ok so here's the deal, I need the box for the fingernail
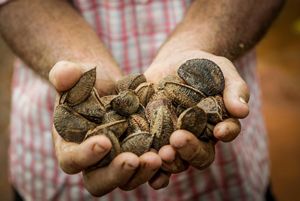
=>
[93,144,106,154]
[124,161,139,170]
[239,97,247,104]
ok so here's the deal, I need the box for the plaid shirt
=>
[7,0,269,200]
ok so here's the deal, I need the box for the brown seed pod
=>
[134,82,155,106]
[53,104,97,143]
[201,124,217,143]
[63,67,96,106]
[149,104,177,150]
[177,59,225,96]
[214,95,229,119]
[102,111,125,124]
[197,97,223,124]
[175,104,186,117]
[71,89,105,124]
[145,99,176,123]
[98,94,117,111]
[111,90,140,116]
[162,81,206,108]
[127,114,150,133]
[157,74,185,90]
[121,132,153,156]
[116,73,146,92]
[148,90,169,103]
[177,106,207,139]
[85,120,128,139]
[86,129,121,168]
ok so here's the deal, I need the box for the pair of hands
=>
[49,50,250,197]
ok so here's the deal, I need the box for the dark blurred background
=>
[0,1,299,200]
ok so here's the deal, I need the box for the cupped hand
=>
[144,50,250,171]
[49,61,165,196]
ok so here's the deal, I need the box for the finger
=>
[159,145,188,173]
[49,60,83,92]
[120,152,162,191]
[83,153,139,197]
[148,170,171,190]
[52,127,112,174]
[214,118,241,142]
[213,57,250,119]
[170,130,215,170]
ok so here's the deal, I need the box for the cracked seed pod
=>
[149,103,177,150]
[99,94,117,111]
[72,88,105,124]
[111,90,140,116]
[157,74,185,90]
[197,97,223,124]
[134,82,155,106]
[102,111,125,124]
[127,114,150,133]
[177,106,207,139]
[54,104,97,143]
[86,129,121,168]
[162,81,206,108]
[121,132,153,156]
[85,120,128,139]
[201,124,217,143]
[116,73,146,92]
[177,59,225,96]
[214,95,229,119]
[62,68,96,106]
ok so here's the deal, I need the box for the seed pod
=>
[85,120,128,139]
[54,104,97,143]
[175,104,186,117]
[116,73,146,92]
[162,81,206,108]
[86,129,121,168]
[145,99,176,123]
[177,106,207,139]
[177,59,225,96]
[158,75,185,90]
[111,90,140,116]
[135,82,155,106]
[201,124,217,143]
[127,114,150,133]
[121,132,153,156]
[149,103,177,150]
[99,94,117,111]
[63,67,96,106]
[148,90,169,103]
[214,95,229,119]
[72,89,105,124]
[102,111,125,124]
[197,97,223,124]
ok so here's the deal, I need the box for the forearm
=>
[0,0,121,80]
[156,0,284,61]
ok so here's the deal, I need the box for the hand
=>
[49,61,164,196]
[144,50,250,172]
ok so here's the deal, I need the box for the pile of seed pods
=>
[54,58,228,169]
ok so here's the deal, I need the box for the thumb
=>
[213,57,250,119]
[49,61,83,92]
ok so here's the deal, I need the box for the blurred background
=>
[0,1,299,200]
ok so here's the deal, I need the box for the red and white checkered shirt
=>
[8,0,269,200]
